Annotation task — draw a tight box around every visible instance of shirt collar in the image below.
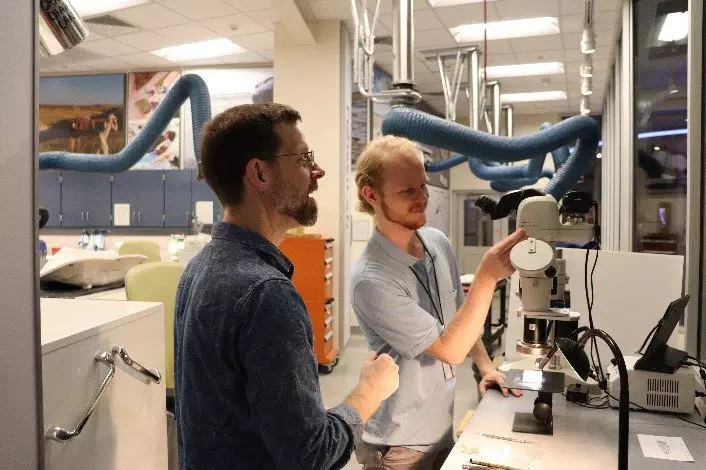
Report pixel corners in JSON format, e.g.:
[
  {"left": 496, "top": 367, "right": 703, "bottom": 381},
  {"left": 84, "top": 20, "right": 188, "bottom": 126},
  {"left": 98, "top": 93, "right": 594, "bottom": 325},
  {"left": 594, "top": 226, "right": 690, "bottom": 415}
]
[
  {"left": 370, "top": 227, "right": 426, "bottom": 267},
  {"left": 211, "top": 222, "right": 294, "bottom": 278}
]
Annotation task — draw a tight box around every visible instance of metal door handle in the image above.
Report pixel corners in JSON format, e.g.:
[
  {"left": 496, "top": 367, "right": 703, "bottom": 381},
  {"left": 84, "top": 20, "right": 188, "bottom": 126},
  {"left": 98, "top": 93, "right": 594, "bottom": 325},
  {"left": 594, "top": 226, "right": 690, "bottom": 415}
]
[
  {"left": 133, "top": 211, "right": 137, "bottom": 221},
  {"left": 85, "top": 211, "right": 89, "bottom": 221},
  {"left": 81, "top": 211, "right": 85, "bottom": 222},
  {"left": 324, "top": 315, "right": 333, "bottom": 327},
  {"left": 45, "top": 346, "right": 161, "bottom": 442},
  {"left": 325, "top": 257, "right": 333, "bottom": 265},
  {"left": 324, "top": 273, "right": 333, "bottom": 281},
  {"left": 138, "top": 212, "right": 142, "bottom": 222},
  {"left": 324, "top": 331, "right": 334, "bottom": 342}
]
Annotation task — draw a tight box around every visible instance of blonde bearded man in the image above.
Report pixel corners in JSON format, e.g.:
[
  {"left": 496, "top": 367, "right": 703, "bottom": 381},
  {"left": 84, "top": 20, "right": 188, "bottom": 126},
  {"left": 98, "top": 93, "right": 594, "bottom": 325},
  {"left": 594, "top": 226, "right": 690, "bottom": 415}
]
[{"left": 351, "top": 136, "right": 526, "bottom": 470}]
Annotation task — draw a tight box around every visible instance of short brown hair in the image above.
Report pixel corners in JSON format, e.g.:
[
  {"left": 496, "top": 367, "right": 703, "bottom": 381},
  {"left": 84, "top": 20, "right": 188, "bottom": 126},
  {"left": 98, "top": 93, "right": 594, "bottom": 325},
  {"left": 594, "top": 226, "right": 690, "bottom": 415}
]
[
  {"left": 355, "top": 135, "right": 422, "bottom": 215},
  {"left": 200, "top": 103, "right": 301, "bottom": 205}
]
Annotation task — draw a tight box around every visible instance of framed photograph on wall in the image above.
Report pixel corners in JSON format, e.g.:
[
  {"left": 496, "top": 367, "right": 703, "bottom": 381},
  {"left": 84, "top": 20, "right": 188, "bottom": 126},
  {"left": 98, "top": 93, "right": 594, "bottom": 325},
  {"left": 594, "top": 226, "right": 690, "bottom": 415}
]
[
  {"left": 39, "top": 74, "right": 126, "bottom": 156},
  {"left": 127, "top": 71, "right": 182, "bottom": 170}
]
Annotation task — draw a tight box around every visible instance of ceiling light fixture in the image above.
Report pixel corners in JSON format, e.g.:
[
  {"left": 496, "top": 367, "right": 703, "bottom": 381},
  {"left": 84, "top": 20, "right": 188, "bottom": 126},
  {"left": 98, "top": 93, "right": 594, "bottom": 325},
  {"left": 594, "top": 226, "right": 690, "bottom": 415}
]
[
  {"left": 658, "top": 11, "right": 688, "bottom": 42},
  {"left": 484, "top": 62, "right": 564, "bottom": 78},
  {"left": 500, "top": 91, "right": 567, "bottom": 103},
  {"left": 70, "top": 0, "right": 150, "bottom": 18},
  {"left": 450, "top": 17, "right": 560, "bottom": 43},
  {"left": 152, "top": 38, "right": 247, "bottom": 62}
]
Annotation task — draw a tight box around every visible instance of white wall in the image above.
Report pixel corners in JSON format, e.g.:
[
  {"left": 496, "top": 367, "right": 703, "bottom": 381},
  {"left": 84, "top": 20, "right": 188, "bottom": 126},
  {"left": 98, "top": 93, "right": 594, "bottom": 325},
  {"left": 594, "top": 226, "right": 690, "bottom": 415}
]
[{"left": 449, "top": 113, "right": 562, "bottom": 192}]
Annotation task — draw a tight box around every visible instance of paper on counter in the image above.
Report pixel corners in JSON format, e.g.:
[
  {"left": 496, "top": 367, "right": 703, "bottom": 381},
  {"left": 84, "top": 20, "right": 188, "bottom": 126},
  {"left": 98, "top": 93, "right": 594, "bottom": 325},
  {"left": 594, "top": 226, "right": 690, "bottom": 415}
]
[
  {"left": 113, "top": 203, "right": 131, "bottom": 226},
  {"left": 637, "top": 434, "right": 694, "bottom": 462},
  {"left": 195, "top": 201, "right": 214, "bottom": 224}
]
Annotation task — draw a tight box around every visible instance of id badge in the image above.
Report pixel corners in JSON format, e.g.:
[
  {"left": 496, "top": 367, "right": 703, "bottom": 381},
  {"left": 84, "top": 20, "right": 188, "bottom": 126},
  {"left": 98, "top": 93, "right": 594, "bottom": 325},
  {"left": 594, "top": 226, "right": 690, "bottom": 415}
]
[{"left": 443, "top": 362, "right": 455, "bottom": 380}]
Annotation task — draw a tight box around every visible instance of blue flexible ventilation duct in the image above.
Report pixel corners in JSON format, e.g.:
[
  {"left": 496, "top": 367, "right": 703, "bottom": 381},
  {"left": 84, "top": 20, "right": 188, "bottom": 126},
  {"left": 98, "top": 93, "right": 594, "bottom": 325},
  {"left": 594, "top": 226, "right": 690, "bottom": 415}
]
[
  {"left": 39, "top": 74, "right": 211, "bottom": 172},
  {"left": 382, "top": 108, "right": 599, "bottom": 199}
]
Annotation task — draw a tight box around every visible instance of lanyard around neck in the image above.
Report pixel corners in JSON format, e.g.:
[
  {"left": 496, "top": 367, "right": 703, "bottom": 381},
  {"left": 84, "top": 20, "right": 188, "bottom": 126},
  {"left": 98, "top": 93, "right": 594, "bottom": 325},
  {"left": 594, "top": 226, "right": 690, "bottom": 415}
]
[{"left": 409, "top": 242, "right": 444, "bottom": 326}]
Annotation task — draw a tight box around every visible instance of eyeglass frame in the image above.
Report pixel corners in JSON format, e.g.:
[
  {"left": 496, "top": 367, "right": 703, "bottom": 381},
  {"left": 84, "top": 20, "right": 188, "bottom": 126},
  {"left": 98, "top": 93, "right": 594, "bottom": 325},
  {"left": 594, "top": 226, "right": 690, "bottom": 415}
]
[{"left": 271, "top": 150, "right": 315, "bottom": 167}]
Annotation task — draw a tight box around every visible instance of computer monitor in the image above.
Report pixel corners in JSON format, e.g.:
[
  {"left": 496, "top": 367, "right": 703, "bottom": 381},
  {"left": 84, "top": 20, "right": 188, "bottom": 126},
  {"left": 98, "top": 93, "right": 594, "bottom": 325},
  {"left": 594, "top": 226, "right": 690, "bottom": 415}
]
[{"left": 634, "top": 294, "right": 690, "bottom": 373}]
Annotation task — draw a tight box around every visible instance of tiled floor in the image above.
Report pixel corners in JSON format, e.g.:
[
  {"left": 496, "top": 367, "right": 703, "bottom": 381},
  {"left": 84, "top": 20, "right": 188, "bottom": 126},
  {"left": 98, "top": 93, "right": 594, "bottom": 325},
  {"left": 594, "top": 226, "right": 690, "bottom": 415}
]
[{"left": 319, "top": 333, "right": 486, "bottom": 470}]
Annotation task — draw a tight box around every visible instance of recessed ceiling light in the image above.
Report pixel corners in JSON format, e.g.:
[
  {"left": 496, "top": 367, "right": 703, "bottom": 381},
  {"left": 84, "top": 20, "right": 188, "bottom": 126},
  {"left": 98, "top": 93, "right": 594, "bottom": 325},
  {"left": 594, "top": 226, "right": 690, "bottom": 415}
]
[
  {"left": 428, "top": 0, "right": 498, "bottom": 6},
  {"left": 152, "top": 38, "right": 247, "bottom": 62},
  {"left": 658, "top": 11, "right": 688, "bottom": 42},
  {"left": 500, "top": 91, "right": 567, "bottom": 103},
  {"left": 451, "top": 17, "right": 560, "bottom": 42},
  {"left": 70, "top": 0, "right": 150, "bottom": 18},
  {"left": 484, "top": 62, "right": 564, "bottom": 78}
]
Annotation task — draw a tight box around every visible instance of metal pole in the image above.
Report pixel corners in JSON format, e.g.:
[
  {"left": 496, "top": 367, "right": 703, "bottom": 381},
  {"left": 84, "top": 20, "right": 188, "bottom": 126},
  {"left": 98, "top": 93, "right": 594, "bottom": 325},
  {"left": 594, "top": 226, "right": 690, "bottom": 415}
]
[
  {"left": 392, "top": 0, "right": 414, "bottom": 87},
  {"left": 366, "top": 98, "right": 374, "bottom": 142},
  {"left": 489, "top": 81, "right": 501, "bottom": 136},
  {"left": 503, "top": 105, "right": 514, "bottom": 137},
  {"left": 468, "top": 47, "right": 481, "bottom": 130}
]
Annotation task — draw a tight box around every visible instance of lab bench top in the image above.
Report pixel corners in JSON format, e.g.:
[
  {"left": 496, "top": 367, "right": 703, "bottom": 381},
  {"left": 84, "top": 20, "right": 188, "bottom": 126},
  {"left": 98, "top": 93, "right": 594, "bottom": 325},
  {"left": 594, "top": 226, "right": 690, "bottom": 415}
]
[
  {"left": 443, "top": 388, "right": 706, "bottom": 470},
  {"left": 40, "top": 298, "right": 161, "bottom": 355}
]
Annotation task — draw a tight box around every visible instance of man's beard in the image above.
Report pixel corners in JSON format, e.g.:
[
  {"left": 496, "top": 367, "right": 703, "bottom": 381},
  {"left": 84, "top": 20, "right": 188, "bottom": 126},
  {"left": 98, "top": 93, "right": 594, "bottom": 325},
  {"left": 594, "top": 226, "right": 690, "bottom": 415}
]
[
  {"left": 270, "top": 180, "right": 319, "bottom": 227},
  {"left": 381, "top": 198, "right": 426, "bottom": 230}
]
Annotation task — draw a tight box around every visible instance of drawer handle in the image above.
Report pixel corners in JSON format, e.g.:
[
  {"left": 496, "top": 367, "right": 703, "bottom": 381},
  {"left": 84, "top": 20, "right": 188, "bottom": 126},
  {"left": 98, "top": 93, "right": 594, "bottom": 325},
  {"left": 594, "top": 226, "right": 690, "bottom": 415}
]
[
  {"left": 324, "top": 273, "right": 333, "bottom": 281},
  {"left": 325, "top": 257, "right": 334, "bottom": 265},
  {"left": 324, "top": 331, "right": 334, "bottom": 342},
  {"left": 45, "top": 346, "right": 161, "bottom": 442},
  {"left": 324, "top": 315, "right": 333, "bottom": 327}
]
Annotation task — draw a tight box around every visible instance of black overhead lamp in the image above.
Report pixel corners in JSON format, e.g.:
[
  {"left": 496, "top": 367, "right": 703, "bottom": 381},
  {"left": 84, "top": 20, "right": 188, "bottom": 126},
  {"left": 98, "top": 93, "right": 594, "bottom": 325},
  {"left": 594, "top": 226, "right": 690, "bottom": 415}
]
[{"left": 539, "top": 328, "right": 630, "bottom": 470}]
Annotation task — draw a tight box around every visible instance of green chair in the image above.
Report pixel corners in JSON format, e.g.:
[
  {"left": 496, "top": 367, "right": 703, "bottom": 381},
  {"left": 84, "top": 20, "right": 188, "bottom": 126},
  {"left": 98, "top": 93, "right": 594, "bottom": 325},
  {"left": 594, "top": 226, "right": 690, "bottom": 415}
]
[
  {"left": 125, "top": 262, "right": 184, "bottom": 397},
  {"left": 119, "top": 240, "right": 162, "bottom": 263}
]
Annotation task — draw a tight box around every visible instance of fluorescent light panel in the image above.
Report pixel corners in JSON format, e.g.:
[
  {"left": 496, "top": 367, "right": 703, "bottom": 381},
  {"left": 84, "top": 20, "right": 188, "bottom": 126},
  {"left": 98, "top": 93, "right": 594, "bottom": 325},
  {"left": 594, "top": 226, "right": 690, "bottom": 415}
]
[
  {"left": 451, "top": 17, "right": 559, "bottom": 42},
  {"left": 658, "top": 11, "right": 688, "bottom": 42},
  {"left": 71, "top": 0, "right": 150, "bottom": 18},
  {"left": 152, "top": 38, "right": 247, "bottom": 62},
  {"left": 429, "top": 0, "right": 497, "bottom": 6},
  {"left": 485, "top": 62, "right": 564, "bottom": 78},
  {"left": 500, "top": 91, "right": 567, "bottom": 103}
]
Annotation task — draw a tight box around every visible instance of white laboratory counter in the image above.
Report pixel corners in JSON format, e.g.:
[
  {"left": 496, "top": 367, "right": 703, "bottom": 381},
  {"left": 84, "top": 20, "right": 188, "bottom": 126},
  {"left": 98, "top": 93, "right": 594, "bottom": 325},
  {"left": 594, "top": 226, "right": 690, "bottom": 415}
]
[{"left": 41, "top": 298, "right": 167, "bottom": 470}]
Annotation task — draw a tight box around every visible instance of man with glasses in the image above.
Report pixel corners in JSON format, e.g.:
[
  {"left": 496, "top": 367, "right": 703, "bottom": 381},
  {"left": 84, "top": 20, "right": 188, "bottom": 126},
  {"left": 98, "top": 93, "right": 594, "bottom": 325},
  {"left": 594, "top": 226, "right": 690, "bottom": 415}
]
[
  {"left": 351, "top": 136, "right": 525, "bottom": 470},
  {"left": 174, "top": 103, "right": 399, "bottom": 470}
]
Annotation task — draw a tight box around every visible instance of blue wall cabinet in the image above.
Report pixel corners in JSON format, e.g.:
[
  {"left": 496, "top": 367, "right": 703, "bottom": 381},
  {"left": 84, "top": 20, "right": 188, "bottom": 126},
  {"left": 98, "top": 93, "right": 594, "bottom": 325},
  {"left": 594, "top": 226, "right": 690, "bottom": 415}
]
[
  {"left": 60, "top": 172, "right": 111, "bottom": 227},
  {"left": 164, "top": 171, "right": 192, "bottom": 227},
  {"left": 112, "top": 171, "right": 165, "bottom": 227},
  {"left": 39, "top": 171, "right": 61, "bottom": 228},
  {"left": 191, "top": 171, "right": 222, "bottom": 225}
]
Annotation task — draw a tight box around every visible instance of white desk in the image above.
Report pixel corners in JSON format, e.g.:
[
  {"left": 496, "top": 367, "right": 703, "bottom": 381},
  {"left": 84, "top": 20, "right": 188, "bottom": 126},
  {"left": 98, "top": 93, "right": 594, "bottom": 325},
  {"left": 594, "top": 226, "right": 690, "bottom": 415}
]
[{"left": 442, "top": 391, "right": 705, "bottom": 469}]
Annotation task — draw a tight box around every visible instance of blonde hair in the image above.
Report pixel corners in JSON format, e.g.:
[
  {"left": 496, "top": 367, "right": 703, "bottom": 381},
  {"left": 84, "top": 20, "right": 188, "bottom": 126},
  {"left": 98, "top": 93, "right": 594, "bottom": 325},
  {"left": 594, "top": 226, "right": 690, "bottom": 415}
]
[{"left": 355, "top": 135, "right": 422, "bottom": 215}]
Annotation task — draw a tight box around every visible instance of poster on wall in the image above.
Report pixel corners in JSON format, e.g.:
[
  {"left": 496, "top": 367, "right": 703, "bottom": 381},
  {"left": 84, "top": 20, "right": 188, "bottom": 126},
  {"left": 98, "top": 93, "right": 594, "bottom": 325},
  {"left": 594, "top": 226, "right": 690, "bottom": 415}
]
[
  {"left": 182, "top": 68, "right": 274, "bottom": 170},
  {"left": 127, "top": 71, "right": 181, "bottom": 170},
  {"left": 39, "top": 74, "right": 126, "bottom": 156},
  {"left": 425, "top": 185, "right": 451, "bottom": 235}
]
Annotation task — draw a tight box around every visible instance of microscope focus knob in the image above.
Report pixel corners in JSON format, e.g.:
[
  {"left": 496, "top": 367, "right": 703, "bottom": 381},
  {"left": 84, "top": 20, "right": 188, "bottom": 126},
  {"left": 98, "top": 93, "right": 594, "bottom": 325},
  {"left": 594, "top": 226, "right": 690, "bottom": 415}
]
[
  {"left": 544, "top": 266, "right": 557, "bottom": 278},
  {"left": 510, "top": 238, "right": 555, "bottom": 275}
]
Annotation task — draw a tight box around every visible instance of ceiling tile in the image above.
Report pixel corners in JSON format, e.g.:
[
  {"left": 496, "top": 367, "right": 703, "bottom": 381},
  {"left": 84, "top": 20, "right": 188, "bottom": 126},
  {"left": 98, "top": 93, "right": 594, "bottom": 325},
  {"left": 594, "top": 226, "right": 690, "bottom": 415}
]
[
  {"left": 115, "top": 31, "right": 177, "bottom": 51},
  {"left": 52, "top": 63, "right": 97, "bottom": 73},
  {"left": 83, "top": 31, "right": 106, "bottom": 42},
  {"left": 248, "top": 9, "right": 276, "bottom": 29},
  {"left": 225, "top": 0, "right": 273, "bottom": 12},
  {"left": 215, "top": 51, "right": 270, "bottom": 64},
  {"left": 157, "top": 0, "right": 240, "bottom": 21},
  {"left": 479, "top": 38, "right": 514, "bottom": 55},
  {"left": 415, "top": 28, "right": 458, "bottom": 49},
  {"left": 594, "top": 0, "right": 622, "bottom": 12},
  {"left": 414, "top": 9, "right": 445, "bottom": 30},
  {"left": 154, "top": 23, "right": 222, "bottom": 43},
  {"left": 117, "top": 52, "right": 174, "bottom": 67},
  {"left": 560, "top": 14, "right": 585, "bottom": 34},
  {"left": 310, "top": 0, "right": 352, "bottom": 20},
  {"left": 112, "top": 3, "right": 190, "bottom": 30},
  {"left": 77, "top": 38, "right": 141, "bottom": 57},
  {"left": 258, "top": 50, "right": 274, "bottom": 60},
  {"left": 509, "top": 35, "right": 562, "bottom": 53},
  {"left": 562, "top": 32, "right": 581, "bottom": 50},
  {"left": 80, "top": 58, "right": 132, "bottom": 71},
  {"left": 200, "top": 13, "right": 269, "bottom": 37},
  {"left": 494, "top": 0, "right": 559, "bottom": 20},
  {"left": 594, "top": 10, "right": 620, "bottom": 31},
  {"left": 515, "top": 49, "right": 565, "bottom": 62},
  {"left": 229, "top": 31, "right": 275, "bottom": 51},
  {"left": 559, "top": 0, "right": 585, "bottom": 15},
  {"left": 434, "top": 3, "right": 501, "bottom": 29}
]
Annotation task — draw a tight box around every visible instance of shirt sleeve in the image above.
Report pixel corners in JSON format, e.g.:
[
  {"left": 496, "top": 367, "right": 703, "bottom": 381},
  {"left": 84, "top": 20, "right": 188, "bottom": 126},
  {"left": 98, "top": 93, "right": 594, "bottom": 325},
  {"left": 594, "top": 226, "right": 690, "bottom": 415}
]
[
  {"left": 234, "top": 279, "right": 361, "bottom": 470},
  {"left": 352, "top": 277, "right": 440, "bottom": 360}
]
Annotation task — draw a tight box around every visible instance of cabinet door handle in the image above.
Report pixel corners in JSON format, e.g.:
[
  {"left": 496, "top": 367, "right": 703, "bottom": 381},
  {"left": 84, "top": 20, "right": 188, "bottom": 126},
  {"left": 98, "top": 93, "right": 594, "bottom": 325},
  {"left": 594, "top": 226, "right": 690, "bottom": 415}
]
[
  {"left": 44, "top": 346, "right": 161, "bottom": 443},
  {"left": 81, "top": 211, "right": 85, "bottom": 222},
  {"left": 324, "top": 331, "right": 334, "bottom": 342},
  {"left": 324, "top": 315, "right": 333, "bottom": 327},
  {"left": 85, "top": 211, "right": 90, "bottom": 221},
  {"left": 133, "top": 211, "right": 137, "bottom": 221},
  {"left": 138, "top": 212, "right": 142, "bottom": 222},
  {"left": 324, "top": 273, "right": 333, "bottom": 281},
  {"left": 325, "top": 257, "right": 334, "bottom": 265}
]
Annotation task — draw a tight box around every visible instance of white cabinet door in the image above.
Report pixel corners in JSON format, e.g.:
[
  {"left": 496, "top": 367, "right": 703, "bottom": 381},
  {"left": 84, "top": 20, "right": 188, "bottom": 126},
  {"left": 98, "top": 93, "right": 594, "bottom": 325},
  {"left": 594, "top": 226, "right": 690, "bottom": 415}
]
[{"left": 43, "top": 309, "right": 167, "bottom": 470}]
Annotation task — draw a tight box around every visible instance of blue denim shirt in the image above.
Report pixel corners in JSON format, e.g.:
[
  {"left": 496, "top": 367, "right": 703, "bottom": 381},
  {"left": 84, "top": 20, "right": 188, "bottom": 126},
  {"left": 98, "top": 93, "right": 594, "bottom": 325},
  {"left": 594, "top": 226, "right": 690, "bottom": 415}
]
[{"left": 174, "top": 223, "right": 362, "bottom": 469}]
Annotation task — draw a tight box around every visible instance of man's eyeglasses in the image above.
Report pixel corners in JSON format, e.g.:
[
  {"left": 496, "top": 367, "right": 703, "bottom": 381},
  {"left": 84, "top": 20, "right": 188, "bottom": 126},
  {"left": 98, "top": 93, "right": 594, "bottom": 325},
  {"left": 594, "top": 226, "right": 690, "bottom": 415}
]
[{"left": 272, "top": 150, "right": 315, "bottom": 167}]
